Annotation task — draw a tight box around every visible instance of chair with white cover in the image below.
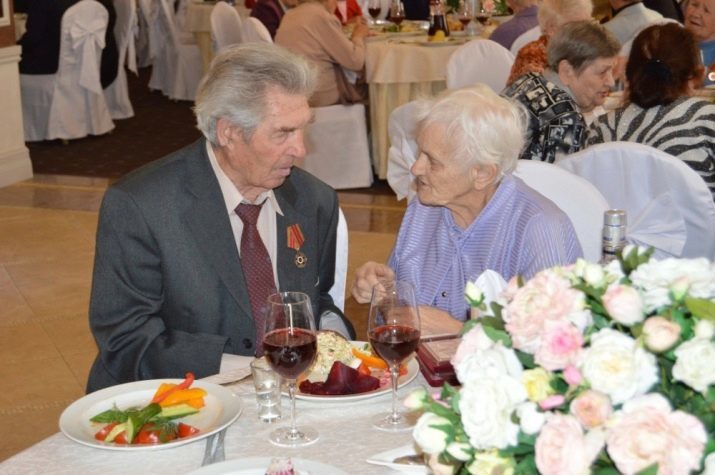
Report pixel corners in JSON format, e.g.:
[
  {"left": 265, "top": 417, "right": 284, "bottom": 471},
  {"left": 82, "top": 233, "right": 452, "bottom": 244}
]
[
  {"left": 298, "top": 104, "right": 374, "bottom": 190},
  {"left": 386, "top": 100, "right": 419, "bottom": 201},
  {"left": 136, "top": 0, "right": 153, "bottom": 67},
  {"left": 328, "top": 208, "right": 348, "bottom": 312},
  {"left": 510, "top": 25, "right": 540, "bottom": 55},
  {"left": 210, "top": 1, "right": 243, "bottom": 52},
  {"left": 147, "top": 0, "right": 203, "bottom": 101},
  {"left": 21, "top": 0, "right": 114, "bottom": 141},
  {"left": 446, "top": 39, "right": 515, "bottom": 92},
  {"left": 104, "top": 0, "right": 138, "bottom": 119},
  {"left": 557, "top": 142, "right": 715, "bottom": 260},
  {"left": 243, "top": 17, "right": 273, "bottom": 43},
  {"left": 513, "top": 160, "right": 610, "bottom": 262}
]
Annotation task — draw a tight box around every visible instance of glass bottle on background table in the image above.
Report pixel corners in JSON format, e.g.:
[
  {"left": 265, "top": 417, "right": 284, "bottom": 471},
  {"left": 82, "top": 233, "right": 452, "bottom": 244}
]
[
  {"left": 428, "top": 0, "right": 450, "bottom": 37},
  {"left": 600, "top": 209, "right": 626, "bottom": 264}
]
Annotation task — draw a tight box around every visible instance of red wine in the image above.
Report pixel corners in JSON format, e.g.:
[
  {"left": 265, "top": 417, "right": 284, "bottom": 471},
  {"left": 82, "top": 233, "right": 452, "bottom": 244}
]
[
  {"left": 263, "top": 328, "right": 317, "bottom": 380},
  {"left": 459, "top": 17, "right": 471, "bottom": 27},
  {"left": 428, "top": 13, "right": 450, "bottom": 37},
  {"left": 475, "top": 14, "right": 489, "bottom": 25},
  {"left": 368, "top": 7, "right": 381, "bottom": 18},
  {"left": 369, "top": 325, "right": 420, "bottom": 366},
  {"left": 391, "top": 14, "right": 405, "bottom": 25}
]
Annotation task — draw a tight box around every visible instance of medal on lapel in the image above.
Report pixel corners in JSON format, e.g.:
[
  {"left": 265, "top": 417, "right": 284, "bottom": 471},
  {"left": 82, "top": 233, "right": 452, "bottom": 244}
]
[{"left": 287, "top": 224, "right": 307, "bottom": 268}]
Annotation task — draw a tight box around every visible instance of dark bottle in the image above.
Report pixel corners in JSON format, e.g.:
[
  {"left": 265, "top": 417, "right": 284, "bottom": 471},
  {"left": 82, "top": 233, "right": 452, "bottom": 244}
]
[
  {"left": 428, "top": 0, "right": 450, "bottom": 37},
  {"left": 601, "top": 209, "right": 627, "bottom": 263}
]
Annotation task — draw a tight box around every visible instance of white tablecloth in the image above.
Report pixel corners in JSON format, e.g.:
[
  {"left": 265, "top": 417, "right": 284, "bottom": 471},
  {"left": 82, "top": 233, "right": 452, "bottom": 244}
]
[{"left": 0, "top": 374, "right": 429, "bottom": 474}]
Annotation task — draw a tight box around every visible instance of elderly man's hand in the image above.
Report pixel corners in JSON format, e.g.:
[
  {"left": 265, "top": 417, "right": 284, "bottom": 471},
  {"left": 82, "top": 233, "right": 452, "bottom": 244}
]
[
  {"left": 351, "top": 261, "right": 395, "bottom": 303},
  {"left": 418, "top": 306, "right": 463, "bottom": 338}
]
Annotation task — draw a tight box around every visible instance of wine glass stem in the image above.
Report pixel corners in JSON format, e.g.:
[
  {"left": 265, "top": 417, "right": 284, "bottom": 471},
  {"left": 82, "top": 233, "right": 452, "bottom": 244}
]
[
  {"left": 388, "top": 364, "right": 400, "bottom": 424},
  {"left": 287, "top": 380, "right": 299, "bottom": 438}
]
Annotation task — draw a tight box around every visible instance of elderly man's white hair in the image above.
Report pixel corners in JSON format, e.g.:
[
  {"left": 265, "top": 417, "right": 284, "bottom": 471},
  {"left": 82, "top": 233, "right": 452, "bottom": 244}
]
[{"left": 414, "top": 84, "right": 527, "bottom": 178}]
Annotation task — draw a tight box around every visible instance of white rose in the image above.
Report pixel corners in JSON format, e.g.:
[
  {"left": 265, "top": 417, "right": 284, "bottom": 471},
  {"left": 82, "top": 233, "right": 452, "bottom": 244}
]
[
  {"left": 603, "top": 259, "right": 625, "bottom": 282},
  {"left": 459, "top": 376, "right": 527, "bottom": 450},
  {"left": 413, "top": 413, "right": 450, "bottom": 454},
  {"left": 630, "top": 258, "right": 715, "bottom": 312},
  {"left": 583, "top": 263, "right": 606, "bottom": 288},
  {"left": 465, "top": 281, "right": 484, "bottom": 305},
  {"left": 446, "top": 442, "right": 472, "bottom": 461},
  {"left": 578, "top": 329, "right": 658, "bottom": 405},
  {"left": 642, "top": 316, "right": 681, "bottom": 352},
  {"left": 672, "top": 338, "right": 715, "bottom": 393},
  {"left": 455, "top": 342, "right": 523, "bottom": 387},
  {"left": 516, "top": 402, "right": 546, "bottom": 435},
  {"left": 602, "top": 284, "right": 644, "bottom": 326},
  {"left": 704, "top": 453, "right": 715, "bottom": 475},
  {"left": 695, "top": 320, "right": 715, "bottom": 340}
]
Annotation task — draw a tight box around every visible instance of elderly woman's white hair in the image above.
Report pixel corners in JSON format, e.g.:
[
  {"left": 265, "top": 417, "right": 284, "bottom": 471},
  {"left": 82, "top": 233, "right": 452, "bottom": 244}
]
[
  {"left": 538, "top": 0, "right": 594, "bottom": 36},
  {"left": 413, "top": 84, "right": 527, "bottom": 178}
]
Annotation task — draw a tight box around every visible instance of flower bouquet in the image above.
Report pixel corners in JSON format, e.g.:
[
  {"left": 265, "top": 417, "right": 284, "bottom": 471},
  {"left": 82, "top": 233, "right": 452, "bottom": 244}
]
[{"left": 407, "top": 247, "right": 715, "bottom": 474}]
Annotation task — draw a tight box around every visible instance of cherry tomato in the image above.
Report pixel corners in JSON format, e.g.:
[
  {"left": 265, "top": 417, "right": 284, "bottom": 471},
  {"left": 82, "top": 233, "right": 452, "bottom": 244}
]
[
  {"left": 178, "top": 423, "right": 200, "bottom": 438},
  {"left": 94, "top": 422, "right": 119, "bottom": 441},
  {"left": 113, "top": 431, "right": 129, "bottom": 444},
  {"left": 135, "top": 428, "right": 161, "bottom": 445}
]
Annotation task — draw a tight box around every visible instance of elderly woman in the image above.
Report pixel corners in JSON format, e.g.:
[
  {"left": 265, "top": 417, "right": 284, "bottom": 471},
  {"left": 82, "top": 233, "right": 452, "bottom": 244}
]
[
  {"left": 502, "top": 21, "right": 620, "bottom": 163},
  {"left": 506, "top": 0, "right": 593, "bottom": 86},
  {"left": 587, "top": 23, "right": 715, "bottom": 200},
  {"left": 489, "top": 0, "right": 540, "bottom": 51},
  {"left": 685, "top": 0, "right": 715, "bottom": 85},
  {"left": 275, "top": 0, "right": 369, "bottom": 106},
  {"left": 352, "top": 85, "right": 582, "bottom": 331}
]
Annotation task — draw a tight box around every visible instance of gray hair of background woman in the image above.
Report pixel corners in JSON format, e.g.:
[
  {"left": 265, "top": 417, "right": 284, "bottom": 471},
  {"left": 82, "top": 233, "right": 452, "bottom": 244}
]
[
  {"left": 413, "top": 84, "right": 527, "bottom": 178},
  {"left": 194, "top": 43, "right": 316, "bottom": 145},
  {"left": 538, "top": 0, "right": 594, "bottom": 36},
  {"left": 547, "top": 20, "right": 621, "bottom": 73}
]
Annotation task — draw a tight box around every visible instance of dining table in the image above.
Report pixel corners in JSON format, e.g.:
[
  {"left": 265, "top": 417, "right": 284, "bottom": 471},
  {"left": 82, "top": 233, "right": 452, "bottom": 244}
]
[
  {"left": 0, "top": 370, "right": 430, "bottom": 474},
  {"left": 185, "top": 1, "right": 251, "bottom": 72}
]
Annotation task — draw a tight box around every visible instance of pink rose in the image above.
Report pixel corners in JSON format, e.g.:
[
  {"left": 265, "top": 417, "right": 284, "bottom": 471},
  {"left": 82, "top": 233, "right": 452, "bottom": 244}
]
[
  {"left": 602, "top": 284, "right": 644, "bottom": 326},
  {"left": 607, "top": 394, "right": 706, "bottom": 475},
  {"left": 534, "top": 323, "right": 584, "bottom": 370},
  {"left": 563, "top": 365, "right": 582, "bottom": 386},
  {"left": 569, "top": 390, "right": 612, "bottom": 429},
  {"left": 535, "top": 414, "right": 600, "bottom": 475},
  {"left": 539, "top": 395, "right": 565, "bottom": 410},
  {"left": 642, "top": 316, "right": 681, "bottom": 353}
]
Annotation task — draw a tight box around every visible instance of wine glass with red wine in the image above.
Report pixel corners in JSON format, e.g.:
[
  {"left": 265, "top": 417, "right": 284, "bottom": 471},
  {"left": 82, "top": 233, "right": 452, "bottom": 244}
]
[
  {"left": 390, "top": 1, "right": 405, "bottom": 27},
  {"left": 368, "top": 280, "right": 420, "bottom": 431},
  {"left": 263, "top": 291, "right": 318, "bottom": 447},
  {"left": 368, "top": 0, "right": 382, "bottom": 24}
]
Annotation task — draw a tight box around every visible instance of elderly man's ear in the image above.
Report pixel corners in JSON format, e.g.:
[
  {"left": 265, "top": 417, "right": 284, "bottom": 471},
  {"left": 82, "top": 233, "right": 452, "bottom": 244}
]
[
  {"left": 216, "top": 118, "right": 242, "bottom": 148},
  {"left": 471, "top": 163, "right": 498, "bottom": 190}
]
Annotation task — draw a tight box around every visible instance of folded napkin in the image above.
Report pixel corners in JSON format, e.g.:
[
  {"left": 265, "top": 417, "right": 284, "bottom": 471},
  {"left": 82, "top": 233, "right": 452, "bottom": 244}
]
[{"left": 199, "top": 354, "right": 253, "bottom": 385}]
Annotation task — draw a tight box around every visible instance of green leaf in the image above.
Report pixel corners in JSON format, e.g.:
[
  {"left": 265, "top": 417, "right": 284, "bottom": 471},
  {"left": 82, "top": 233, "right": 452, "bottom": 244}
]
[
  {"left": 490, "top": 302, "right": 504, "bottom": 321},
  {"left": 90, "top": 405, "right": 129, "bottom": 423},
  {"left": 685, "top": 297, "right": 715, "bottom": 321},
  {"left": 593, "top": 468, "right": 621, "bottom": 475},
  {"left": 550, "top": 377, "right": 568, "bottom": 394},
  {"left": 636, "top": 463, "right": 659, "bottom": 475},
  {"left": 516, "top": 350, "right": 535, "bottom": 369},
  {"left": 514, "top": 454, "right": 537, "bottom": 475},
  {"left": 461, "top": 319, "right": 479, "bottom": 335},
  {"left": 482, "top": 326, "right": 512, "bottom": 347}
]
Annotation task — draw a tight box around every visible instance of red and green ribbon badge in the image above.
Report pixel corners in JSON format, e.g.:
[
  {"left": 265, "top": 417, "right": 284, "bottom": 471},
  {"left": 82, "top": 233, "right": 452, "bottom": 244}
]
[{"left": 287, "top": 224, "right": 305, "bottom": 251}]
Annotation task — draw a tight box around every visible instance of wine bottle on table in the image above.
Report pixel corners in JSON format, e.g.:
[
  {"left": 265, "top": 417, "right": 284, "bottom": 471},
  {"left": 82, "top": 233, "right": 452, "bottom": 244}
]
[{"left": 600, "top": 209, "right": 626, "bottom": 264}]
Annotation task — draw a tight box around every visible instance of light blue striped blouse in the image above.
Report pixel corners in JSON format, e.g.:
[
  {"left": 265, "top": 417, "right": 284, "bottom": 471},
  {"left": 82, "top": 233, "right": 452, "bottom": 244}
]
[{"left": 388, "top": 175, "right": 582, "bottom": 321}]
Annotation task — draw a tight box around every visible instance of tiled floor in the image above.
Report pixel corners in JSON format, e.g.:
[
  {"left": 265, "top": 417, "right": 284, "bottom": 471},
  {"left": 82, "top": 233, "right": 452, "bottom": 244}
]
[{"left": 0, "top": 174, "right": 406, "bottom": 462}]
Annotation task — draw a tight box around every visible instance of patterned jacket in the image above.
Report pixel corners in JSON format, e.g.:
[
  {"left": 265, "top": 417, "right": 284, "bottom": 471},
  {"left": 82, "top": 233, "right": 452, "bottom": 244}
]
[{"left": 502, "top": 72, "right": 587, "bottom": 163}]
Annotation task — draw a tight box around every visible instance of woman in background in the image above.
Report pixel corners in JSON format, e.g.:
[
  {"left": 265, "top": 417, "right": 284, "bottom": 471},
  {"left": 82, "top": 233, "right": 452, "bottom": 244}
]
[
  {"left": 587, "top": 23, "right": 715, "bottom": 200},
  {"left": 684, "top": 0, "right": 715, "bottom": 85}
]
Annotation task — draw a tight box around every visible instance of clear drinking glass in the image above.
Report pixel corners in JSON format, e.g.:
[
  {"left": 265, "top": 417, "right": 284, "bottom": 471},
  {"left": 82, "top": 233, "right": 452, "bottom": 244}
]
[
  {"left": 456, "top": 0, "right": 473, "bottom": 32},
  {"left": 367, "top": 280, "right": 421, "bottom": 431},
  {"left": 263, "top": 291, "right": 319, "bottom": 447}
]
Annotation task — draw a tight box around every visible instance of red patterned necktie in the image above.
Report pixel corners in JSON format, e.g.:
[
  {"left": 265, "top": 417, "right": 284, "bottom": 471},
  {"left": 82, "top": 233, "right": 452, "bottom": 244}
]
[{"left": 235, "top": 202, "right": 277, "bottom": 356}]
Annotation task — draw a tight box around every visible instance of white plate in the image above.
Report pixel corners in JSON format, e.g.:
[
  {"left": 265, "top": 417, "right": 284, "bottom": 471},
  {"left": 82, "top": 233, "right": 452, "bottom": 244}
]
[
  {"left": 294, "top": 341, "right": 419, "bottom": 402},
  {"left": 187, "top": 457, "right": 349, "bottom": 475},
  {"left": 59, "top": 379, "right": 242, "bottom": 451},
  {"left": 366, "top": 445, "right": 429, "bottom": 474}
]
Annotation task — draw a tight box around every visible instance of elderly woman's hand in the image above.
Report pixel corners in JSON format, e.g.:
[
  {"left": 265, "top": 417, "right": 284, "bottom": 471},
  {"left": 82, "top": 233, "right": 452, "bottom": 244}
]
[
  {"left": 351, "top": 261, "right": 395, "bottom": 303},
  {"left": 351, "top": 21, "right": 369, "bottom": 42},
  {"left": 418, "top": 306, "right": 463, "bottom": 337}
]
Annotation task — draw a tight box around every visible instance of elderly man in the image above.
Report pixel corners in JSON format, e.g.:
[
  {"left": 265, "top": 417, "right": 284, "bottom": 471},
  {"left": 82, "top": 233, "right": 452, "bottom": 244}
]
[
  {"left": 87, "top": 43, "right": 353, "bottom": 393},
  {"left": 502, "top": 21, "right": 620, "bottom": 163},
  {"left": 490, "top": 0, "right": 539, "bottom": 51},
  {"left": 603, "top": 0, "right": 662, "bottom": 44},
  {"left": 352, "top": 85, "right": 582, "bottom": 334}
]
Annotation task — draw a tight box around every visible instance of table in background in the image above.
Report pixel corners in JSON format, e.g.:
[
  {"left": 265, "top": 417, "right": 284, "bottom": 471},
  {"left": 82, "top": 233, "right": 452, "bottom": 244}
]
[
  {"left": 0, "top": 373, "right": 428, "bottom": 474},
  {"left": 185, "top": 1, "right": 250, "bottom": 72}
]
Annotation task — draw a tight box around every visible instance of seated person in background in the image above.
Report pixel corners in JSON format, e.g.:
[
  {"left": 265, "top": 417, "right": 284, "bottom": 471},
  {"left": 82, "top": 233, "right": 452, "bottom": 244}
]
[
  {"left": 685, "top": 0, "right": 715, "bottom": 85},
  {"left": 87, "top": 44, "right": 354, "bottom": 393},
  {"left": 251, "top": 0, "right": 298, "bottom": 39},
  {"left": 602, "top": 0, "right": 663, "bottom": 44},
  {"left": 507, "top": 0, "right": 593, "bottom": 86},
  {"left": 587, "top": 23, "right": 715, "bottom": 201},
  {"left": 17, "top": 0, "right": 77, "bottom": 75},
  {"left": 334, "top": 0, "right": 364, "bottom": 24},
  {"left": 644, "top": 0, "right": 684, "bottom": 21},
  {"left": 405, "top": 0, "right": 429, "bottom": 19},
  {"left": 490, "top": 0, "right": 539, "bottom": 51},
  {"left": 502, "top": 21, "right": 620, "bottom": 162},
  {"left": 276, "top": 0, "right": 369, "bottom": 106},
  {"left": 352, "top": 85, "right": 582, "bottom": 333}
]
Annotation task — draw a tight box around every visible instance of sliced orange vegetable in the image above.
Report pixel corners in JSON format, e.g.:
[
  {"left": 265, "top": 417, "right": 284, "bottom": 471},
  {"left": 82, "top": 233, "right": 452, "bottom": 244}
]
[
  {"left": 152, "top": 383, "right": 176, "bottom": 403},
  {"left": 186, "top": 397, "right": 205, "bottom": 409},
  {"left": 352, "top": 347, "right": 388, "bottom": 369},
  {"left": 159, "top": 388, "right": 207, "bottom": 408},
  {"left": 357, "top": 362, "right": 372, "bottom": 377},
  {"left": 152, "top": 372, "right": 195, "bottom": 404}
]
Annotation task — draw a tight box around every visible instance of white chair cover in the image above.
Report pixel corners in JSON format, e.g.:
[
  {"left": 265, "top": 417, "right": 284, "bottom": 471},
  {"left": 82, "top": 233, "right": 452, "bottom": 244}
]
[
  {"left": 513, "top": 160, "right": 610, "bottom": 262},
  {"left": 21, "top": 0, "right": 115, "bottom": 141},
  {"left": 243, "top": 17, "right": 273, "bottom": 43},
  {"left": 446, "top": 39, "right": 515, "bottom": 92},
  {"left": 510, "top": 25, "right": 540, "bottom": 55},
  {"left": 136, "top": 0, "right": 153, "bottom": 67},
  {"left": 147, "top": 0, "right": 202, "bottom": 101},
  {"left": 104, "top": 0, "right": 138, "bottom": 119},
  {"left": 557, "top": 142, "right": 715, "bottom": 260},
  {"left": 328, "top": 208, "right": 349, "bottom": 312},
  {"left": 210, "top": 1, "right": 243, "bottom": 51},
  {"left": 386, "top": 100, "right": 419, "bottom": 201},
  {"left": 298, "top": 104, "right": 374, "bottom": 190}
]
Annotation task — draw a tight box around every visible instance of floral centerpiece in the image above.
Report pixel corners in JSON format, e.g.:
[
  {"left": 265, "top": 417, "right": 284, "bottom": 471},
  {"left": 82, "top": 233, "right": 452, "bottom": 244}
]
[{"left": 407, "top": 247, "right": 715, "bottom": 474}]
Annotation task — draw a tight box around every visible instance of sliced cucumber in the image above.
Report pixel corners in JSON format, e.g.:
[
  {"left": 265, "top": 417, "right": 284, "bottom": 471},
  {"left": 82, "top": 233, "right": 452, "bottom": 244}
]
[
  {"left": 160, "top": 403, "right": 199, "bottom": 420},
  {"left": 104, "top": 422, "right": 127, "bottom": 443}
]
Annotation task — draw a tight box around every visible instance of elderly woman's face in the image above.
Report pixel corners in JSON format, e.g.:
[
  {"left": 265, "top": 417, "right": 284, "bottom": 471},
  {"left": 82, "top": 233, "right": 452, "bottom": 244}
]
[
  {"left": 411, "top": 124, "right": 476, "bottom": 208},
  {"left": 561, "top": 56, "right": 617, "bottom": 110},
  {"left": 686, "top": 0, "right": 715, "bottom": 42}
]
